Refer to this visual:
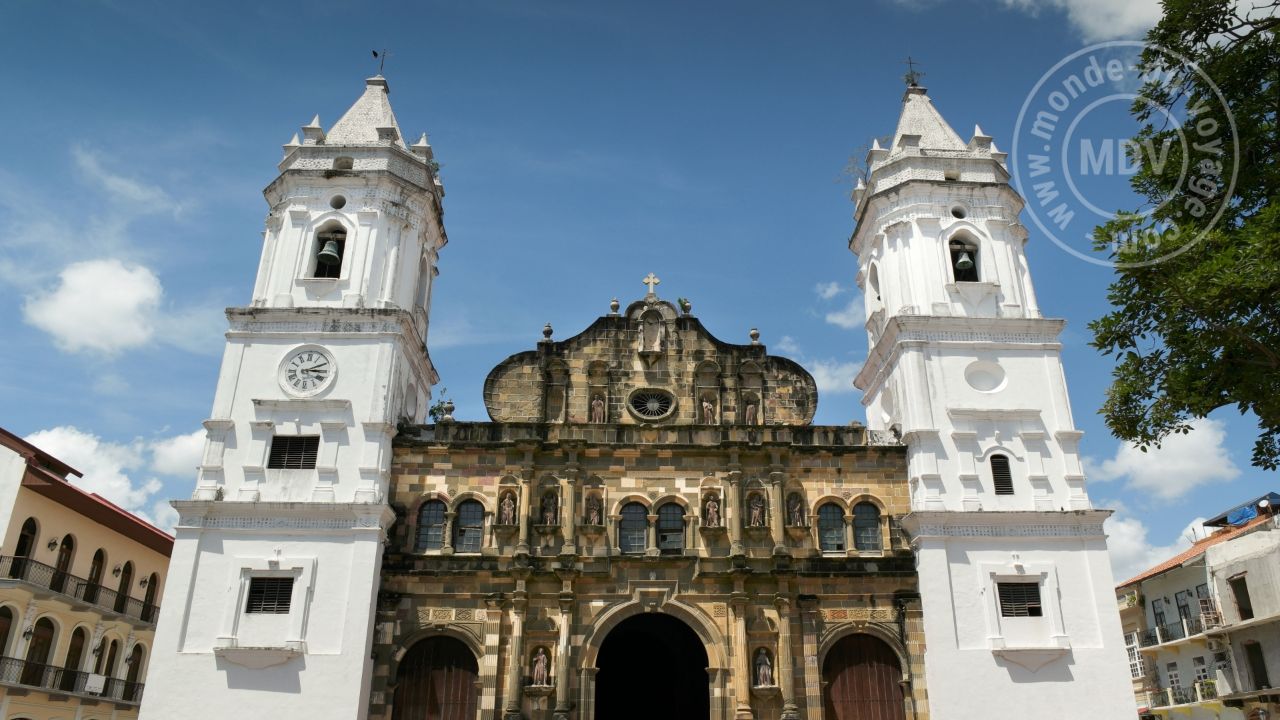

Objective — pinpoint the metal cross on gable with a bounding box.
[642,272,660,295]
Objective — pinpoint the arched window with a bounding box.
[61,627,87,691]
[142,573,160,623]
[949,236,979,282]
[22,617,55,685]
[991,454,1014,495]
[123,644,144,701]
[85,549,106,604]
[619,503,648,554]
[312,224,346,279]
[0,606,13,657]
[452,500,484,553]
[115,562,133,614]
[657,503,685,555]
[10,517,37,580]
[415,500,447,551]
[868,263,881,302]
[853,503,882,551]
[51,535,75,593]
[818,504,846,553]
[96,638,119,677]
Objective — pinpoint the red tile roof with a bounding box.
[1,426,173,555]
[1117,513,1273,588]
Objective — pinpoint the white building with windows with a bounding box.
[852,85,1135,718]
[1116,493,1280,720]
[138,76,446,720]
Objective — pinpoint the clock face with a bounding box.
[280,347,335,396]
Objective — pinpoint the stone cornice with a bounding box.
[172,500,396,532]
[899,509,1112,541]
[854,315,1066,394]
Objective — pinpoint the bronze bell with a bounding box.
[317,239,342,266]
[955,251,974,271]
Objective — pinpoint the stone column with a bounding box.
[503,592,528,720]
[726,472,744,556]
[441,511,457,554]
[577,667,598,720]
[480,597,504,720]
[844,512,856,556]
[797,596,822,720]
[775,595,800,719]
[768,471,786,555]
[516,473,532,556]
[553,596,574,720]
[562,467,578,556]
[646,513,660,557]
[730,593,753,720]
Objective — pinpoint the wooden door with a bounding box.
[822,634,906,720]
[391,637,478,720]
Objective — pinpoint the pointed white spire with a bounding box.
[871,138,882,151]
[891,87,965,151]
[327,76,408,150]
[302,116,325,145]
[282,133,301,159]
[974,124,986,137]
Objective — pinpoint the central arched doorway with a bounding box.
[596,613,709,720]
[822,633,906,720]
[391,635,478,720]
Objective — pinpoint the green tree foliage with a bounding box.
[1089,0,1280,469]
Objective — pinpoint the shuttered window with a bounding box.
[997,582,1042,617]
[246,577,294,614]
[267,436,319,469]
[991,454,1014,495]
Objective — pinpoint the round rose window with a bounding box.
[628,389,676,421]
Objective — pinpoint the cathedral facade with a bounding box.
[138,75,1135,720]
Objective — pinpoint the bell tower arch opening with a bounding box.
[595,613,710,720]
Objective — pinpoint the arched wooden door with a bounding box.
[822,634,906,720]
[21,617,55,686]
[10,518,37,579]
[391,636,478,720]
[114,562,133,614]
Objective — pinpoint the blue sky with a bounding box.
[0,0,1272,580]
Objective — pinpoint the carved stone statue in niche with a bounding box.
[701,398,716,424]
[541,492,558,525]
[749,494,766,527]
[754,648,773,687]
[788,494,805,527]
[590,394,606,423]
[585,494,602,525]
[743,399,758,425]
[641,312,665,353]
[704,496,721,528]
[532,647,550,686]
[499,492,517,525]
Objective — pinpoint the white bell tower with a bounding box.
[851,85,1134,718]
[140,76,445,720]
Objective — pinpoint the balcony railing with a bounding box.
[0,556,158,624]
[1145,681,1219,708]
[0,656,143,704]
[1138,609,1221,649]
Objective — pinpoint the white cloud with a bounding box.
[150,429,204,477]
[775,335,802,355]
[23,259,162,354]
[824,296,865,330]
[808,359,860,395]
[1106,510,1208,583]
[998,0,1161,42]
[814,281,844,300]
[1087,418,1240,501]
[71,145,173,208]
[888,0,1160,42]
[22,426,198,533]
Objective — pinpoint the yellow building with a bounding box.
[0,428,172,720]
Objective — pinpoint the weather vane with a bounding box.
[904,56,924,87]
[372,48,390,75]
